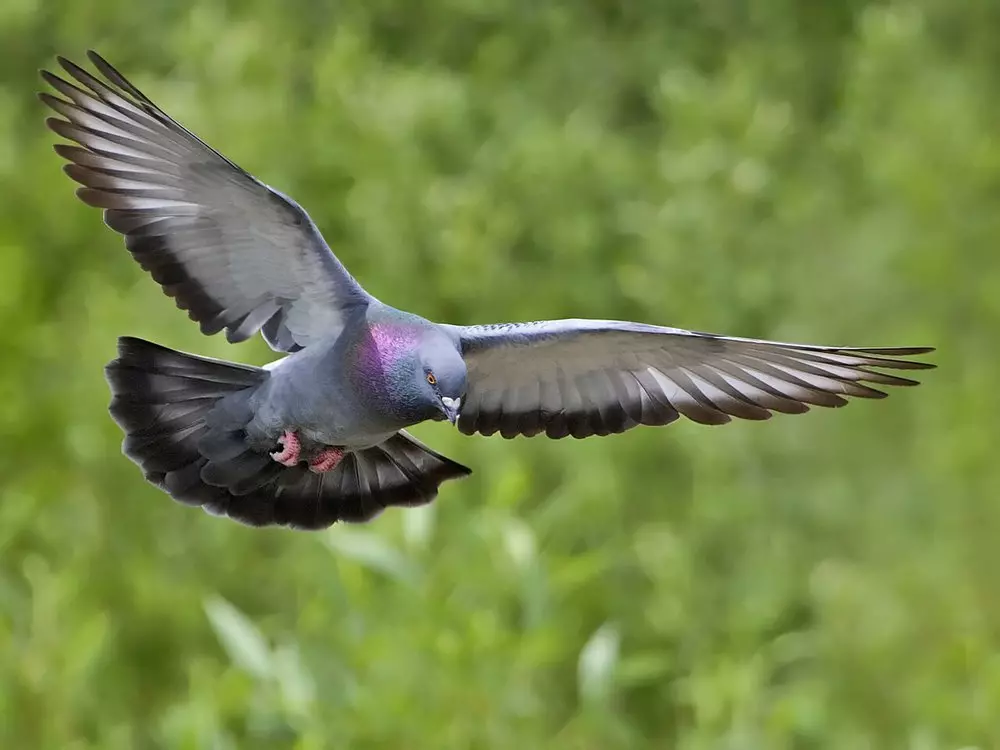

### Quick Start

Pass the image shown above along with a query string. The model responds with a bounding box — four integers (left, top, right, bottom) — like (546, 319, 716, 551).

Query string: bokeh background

(1, 1, 998, 747)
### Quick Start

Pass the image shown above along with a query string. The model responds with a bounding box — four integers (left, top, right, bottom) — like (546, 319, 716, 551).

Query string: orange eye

(426, 372, 437, 386)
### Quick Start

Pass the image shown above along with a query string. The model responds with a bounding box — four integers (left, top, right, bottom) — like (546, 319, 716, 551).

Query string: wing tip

(38, 69, 65, 91)
(863, 346, 935, 356)
(868, 358, 936, 372)
(44, 115, 67, 134)
(56, 54, 88, 81)
(37, 91, 61, 109)
(86, 50, 116, 79)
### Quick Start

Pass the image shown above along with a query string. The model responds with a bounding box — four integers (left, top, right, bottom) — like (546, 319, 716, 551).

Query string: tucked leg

(270, 429, 301, 467)
(309, 446, 345, 473)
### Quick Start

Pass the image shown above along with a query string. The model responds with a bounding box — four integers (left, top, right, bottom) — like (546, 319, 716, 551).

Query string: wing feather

(449, 320, 934, 438)
(41, 51, 373, 352)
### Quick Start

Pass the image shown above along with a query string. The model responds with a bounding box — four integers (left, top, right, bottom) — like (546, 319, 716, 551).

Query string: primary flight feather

(40, 52, 935, 530)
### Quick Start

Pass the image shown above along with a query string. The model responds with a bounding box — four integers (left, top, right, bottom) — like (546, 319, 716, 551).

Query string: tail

(106, 337, 471, 530)
(105, 336, 268, 515)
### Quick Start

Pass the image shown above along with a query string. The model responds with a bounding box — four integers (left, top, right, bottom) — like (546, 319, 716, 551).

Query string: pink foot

(309, 446, 345, 473)
(270, 429, 301, 467)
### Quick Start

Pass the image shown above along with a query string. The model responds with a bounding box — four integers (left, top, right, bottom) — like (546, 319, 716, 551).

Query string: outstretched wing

(40, 51, 372, 352)
(450, 319, 934, 439)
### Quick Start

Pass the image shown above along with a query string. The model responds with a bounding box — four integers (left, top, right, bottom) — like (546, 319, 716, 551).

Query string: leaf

(578, 621, 620, 706)
(401, 503, 436, 551)
(272, 642, 316, 716)
(324, 527, 417, 583)
(203, 596, 272, 681)
(501, 517, 537, 570)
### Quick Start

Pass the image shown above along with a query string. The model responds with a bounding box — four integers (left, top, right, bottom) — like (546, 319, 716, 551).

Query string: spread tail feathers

(106, 337, 471, 530)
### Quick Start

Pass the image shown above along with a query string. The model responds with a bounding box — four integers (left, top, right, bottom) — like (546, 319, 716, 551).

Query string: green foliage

(1, 1, 997, 747)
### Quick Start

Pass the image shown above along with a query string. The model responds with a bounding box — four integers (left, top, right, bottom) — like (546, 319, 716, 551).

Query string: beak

(440, 396, 461, 425)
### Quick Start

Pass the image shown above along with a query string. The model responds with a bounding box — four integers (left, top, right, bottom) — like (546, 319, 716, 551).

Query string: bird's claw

(270, 429, 301, 466)
(271, 431, 343, 472)
(309, 446, 345, 473)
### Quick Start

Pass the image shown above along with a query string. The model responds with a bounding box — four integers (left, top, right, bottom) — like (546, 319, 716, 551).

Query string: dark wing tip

(85, 50, 154, 106)
(52, 143, 80, 159)
(862, 371, 923, 387)
(86, 50, 119, 81)
(841, 347, 937, 372)
(44, 116, 70, 137)
(56, 54, 90, 81)
(86, 50, 109, 67)
(36, 91, 63, 109)
(861, 346, 935, 356)
(38, 69, 64, 89)
(62, 163, 87, 185)
(868, 358, 936, 372)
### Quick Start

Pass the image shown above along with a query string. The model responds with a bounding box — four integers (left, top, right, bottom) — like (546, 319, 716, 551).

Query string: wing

(40, 51, 373, 352)
(449, 319, 935, 439)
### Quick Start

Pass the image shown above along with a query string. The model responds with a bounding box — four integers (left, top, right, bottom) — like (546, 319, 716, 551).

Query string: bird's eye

(426, 372, 437, 386)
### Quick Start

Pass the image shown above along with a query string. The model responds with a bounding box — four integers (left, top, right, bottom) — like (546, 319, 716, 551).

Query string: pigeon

(39, 52, 935, 530)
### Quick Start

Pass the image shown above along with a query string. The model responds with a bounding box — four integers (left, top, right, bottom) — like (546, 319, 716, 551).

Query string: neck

(349, 320, 429, 424)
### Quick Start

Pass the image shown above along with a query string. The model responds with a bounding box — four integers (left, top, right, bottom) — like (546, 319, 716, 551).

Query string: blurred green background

(1, 0, 997, 747)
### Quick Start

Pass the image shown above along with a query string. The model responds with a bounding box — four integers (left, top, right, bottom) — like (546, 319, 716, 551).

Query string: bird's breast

(249, 361, 407, 448)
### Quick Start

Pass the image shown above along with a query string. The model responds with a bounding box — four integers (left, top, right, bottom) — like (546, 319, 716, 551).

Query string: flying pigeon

(39, 52, 935, 530)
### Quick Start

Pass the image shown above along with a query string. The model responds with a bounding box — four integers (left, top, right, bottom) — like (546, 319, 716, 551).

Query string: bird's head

(415, 331, 467, 424)
(356, 321, 467, 426)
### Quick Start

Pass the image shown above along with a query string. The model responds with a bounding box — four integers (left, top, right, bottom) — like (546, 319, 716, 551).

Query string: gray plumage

(41, 52, 935, 530)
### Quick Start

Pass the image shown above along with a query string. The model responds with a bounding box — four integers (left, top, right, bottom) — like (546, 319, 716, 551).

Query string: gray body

(249, 331, 389, 450)
(247, 305, 459, 450)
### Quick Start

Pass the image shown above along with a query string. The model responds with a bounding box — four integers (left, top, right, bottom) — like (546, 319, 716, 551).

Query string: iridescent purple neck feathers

(360, 322, 423, 374)
(347, 316, 467, 427)
(349, 322, 426, 417)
